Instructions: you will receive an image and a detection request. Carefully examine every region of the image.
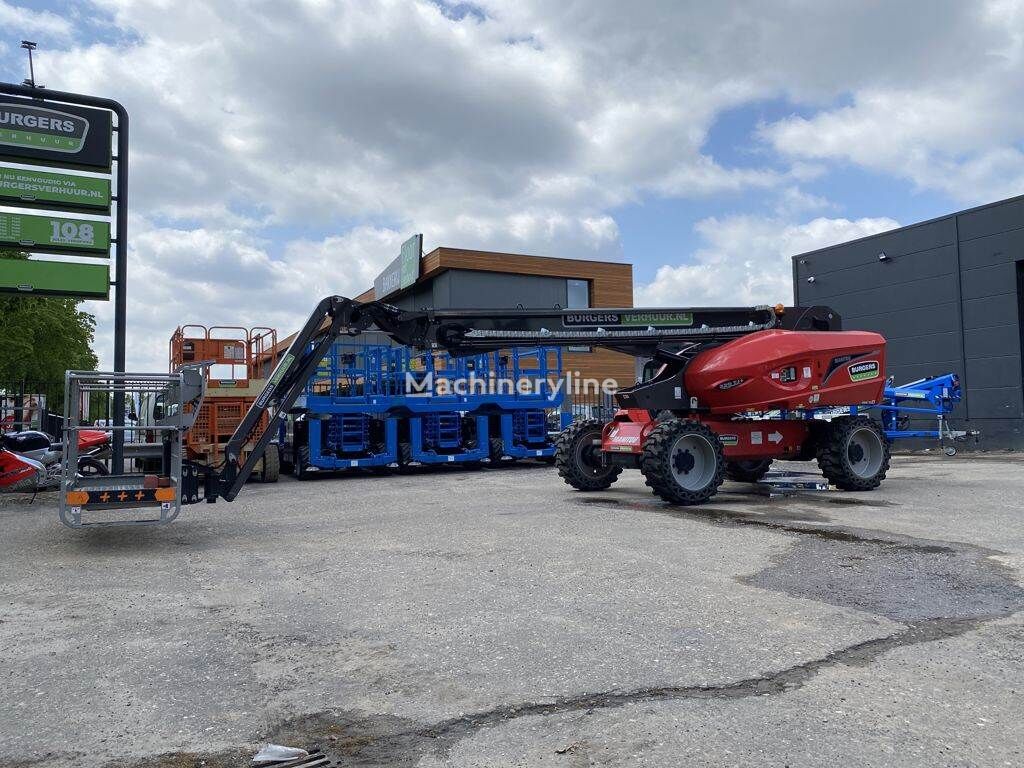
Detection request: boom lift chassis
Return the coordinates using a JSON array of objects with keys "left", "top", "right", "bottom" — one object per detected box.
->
[{"left": 61, "top": 296, "right": 893, "bottom": 526}]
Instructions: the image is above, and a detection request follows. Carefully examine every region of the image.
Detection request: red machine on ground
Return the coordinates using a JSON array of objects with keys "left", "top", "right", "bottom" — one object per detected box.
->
[
  {"left": 561, "top": 325, "right": 887, "bottom": 503},
  {"left": 1, "top": 428, "right": 109, "bottom": 492}
]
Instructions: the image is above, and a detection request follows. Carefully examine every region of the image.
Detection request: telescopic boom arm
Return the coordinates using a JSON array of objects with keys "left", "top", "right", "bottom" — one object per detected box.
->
[{"left": 207, "top": 297, "right": 839, "bottom": 502}]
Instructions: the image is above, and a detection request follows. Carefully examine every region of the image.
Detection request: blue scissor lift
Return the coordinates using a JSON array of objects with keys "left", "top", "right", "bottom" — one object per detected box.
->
[
  {"left": 400, "top": 348, "right": 491, "bottom": 465},
  {"left": 287, "top": 343, "right": 406, "bottom": 476},
  {"left": 286, "top": 341, "right": 570, "bottom": 476},
  {"left": 487, "top": 347, "right": 571, "bottom": 462}
]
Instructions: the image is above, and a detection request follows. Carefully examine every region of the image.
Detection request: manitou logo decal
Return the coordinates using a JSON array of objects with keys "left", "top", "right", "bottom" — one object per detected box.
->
[
  {"left": 607, "top": 428, "right": 639, "bottom": 444},
  {"left": 848, "top": 360, "right": 880, "bottom": 382},
  {"left": 0, "top": 104, "right": 89, "bottom": 154},
  {"left": 563, "top": 311, "right": 694, "bottom": 328}
]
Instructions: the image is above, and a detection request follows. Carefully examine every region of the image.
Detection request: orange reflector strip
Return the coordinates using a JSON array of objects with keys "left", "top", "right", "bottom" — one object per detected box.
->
[
  {"left": 66, "top": 491, "right": 89, "bottom": 505},
  {"left": 154, "top": 487, "right": 176, "bottom": 502}
]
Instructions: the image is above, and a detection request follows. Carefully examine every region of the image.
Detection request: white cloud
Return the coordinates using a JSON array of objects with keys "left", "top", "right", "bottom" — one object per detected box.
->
[
  {"left": 0, "top": 2, "right": 73, "bottom": 39},
  {"left": 635, "top": 215, "right": 898, "bottom": 308},
  {"left": 83, "top": 222, "right": 408, "bottom": 369},
  {"left": 12, "top": 0, "right": 1020, "bottom": 370},
  {"left": 760, "top": 1, "right": 1024, "bottom": 203}
]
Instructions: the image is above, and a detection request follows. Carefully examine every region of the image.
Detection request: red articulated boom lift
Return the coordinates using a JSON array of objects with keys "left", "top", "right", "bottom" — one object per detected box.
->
[{"left": 58, "top": 297, "right": 890, "bottom": 525}]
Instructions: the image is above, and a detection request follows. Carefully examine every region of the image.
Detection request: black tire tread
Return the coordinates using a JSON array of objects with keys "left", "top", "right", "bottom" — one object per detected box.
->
[
  {"left": 816, "top": 415, "right": 890, "bottom": 491},
  {"left": 294, "top": 444, "right": 311, "bottom": 480},
  {"left": 488, "top": 436, "right": 507, "bottom": 465},
  {"left": 554, "top": 419, "right": 621, "bottom": 491},
  {"left": 397, "top": 441, "right": 414, "bottom": 473},
  {"left": 724, "top": 458, "right": 772, "bottom": 483},
  {"left": 640, "top": 419, "right": 725, "bottom": 505},
  {"left": 261, "top": 444, "right": 280, "bottom": 483}
]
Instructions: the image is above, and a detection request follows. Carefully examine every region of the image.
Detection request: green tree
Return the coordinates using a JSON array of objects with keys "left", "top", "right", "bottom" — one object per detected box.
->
[{"left": 0, "top": 249, "right": 99, "bottom": 383}]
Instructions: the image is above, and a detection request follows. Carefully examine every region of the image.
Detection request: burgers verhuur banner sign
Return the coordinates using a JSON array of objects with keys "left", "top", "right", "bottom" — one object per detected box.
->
[
  {"left": 0, "top": 97, "right": 112, "bottom": 171},
  {"left": 0, "top": 166, "right": 111, "bottom": 213}
]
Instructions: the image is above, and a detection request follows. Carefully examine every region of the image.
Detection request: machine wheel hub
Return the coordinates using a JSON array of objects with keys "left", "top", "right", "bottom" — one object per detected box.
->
[{"left": 672, "top": 449, "right": 696, "bottom": 474}]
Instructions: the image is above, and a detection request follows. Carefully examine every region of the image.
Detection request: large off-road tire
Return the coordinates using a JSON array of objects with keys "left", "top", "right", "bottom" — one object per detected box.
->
[
  {"left": 817, "top": 415, "right": 890, "bottom": 491},
  {"left": 641, "top": 419, "right": 725, "bottom": 505},
  {"left": 725, "top": 458, "right": 772, "bottom": 483},
  {"left": 294, "top": 444, "right": 311, "bottom": 481},
  {"left": 260, "top": 443, "right": 280, "bottom": 483},
  {"left": 554, "top": 419, "right": 621, "bottom": 491}
]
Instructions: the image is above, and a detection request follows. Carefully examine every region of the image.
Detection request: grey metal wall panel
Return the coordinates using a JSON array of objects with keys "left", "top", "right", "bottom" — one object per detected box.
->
[
  {"left": 823, "top": 275, "right": 958, "bottom": 316},
  {"left": 886, "top": 361, "right": 964, "bottom": 383},
  {"left": 967, "top": 387, "right": 1024, "bottom": 419},
  {"left": 885, "top": 332, "right": 961, "bottom": 365},
  {"left": 964, "top": 324, "right": 1021, "bottom": 359},
  {"left": 960, "top": 261, "right": 1018, "bottom": 300},
  {"left": 956, "top": 197, "right": 1024, "bottom": 241},
  {"left": 962, "top": 417, "right": 1023, "bottom": 449},
  {"left": 841, "top": 303, "right": 960, "bottom": 338},
  {"left": 957, "top": 227, "right": 1024, "bottom": 270},
  {"left": 794, "top": 219, "right": 955, "bottom": 278},
  {"left": 965, "top": 355, "right": 1022, "bottom": 389},
  {"left": 962, "top": 295, "right": 1019, "bottom": 330},
  {"left": 431, "top": 271, "right": 452, "bottom": 308},
  {"left": 795, "top": 244, "right": 956, "bottom": 290}
]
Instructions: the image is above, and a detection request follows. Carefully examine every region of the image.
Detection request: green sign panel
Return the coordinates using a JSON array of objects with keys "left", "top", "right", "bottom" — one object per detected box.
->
[
  {"left": 0, "top": 212, "right": 110, "bottom": 255},
  {"left": 399, "top": 234, "right": 420, "bottom": 288},
  {"left": 0, "top": 259, "right": 109, "bottom": 299},
  {"left": 0, "top": 166, "right": 111, "bottom": 213},
  {"left": 374, "top": 233, "right": 423, "bottom": 299}
]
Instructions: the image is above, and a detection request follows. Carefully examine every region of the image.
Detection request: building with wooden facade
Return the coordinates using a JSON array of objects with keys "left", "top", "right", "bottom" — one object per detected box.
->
[{"left": 354, "top": 247, "right": 635, "bottom": 391}]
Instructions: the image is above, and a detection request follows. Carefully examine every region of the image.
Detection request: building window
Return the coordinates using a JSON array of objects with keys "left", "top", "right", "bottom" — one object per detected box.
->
[
  {"left": 567, "top": 279, "right": 591, "bottom": 352},
  {"left": 567, "top": 279, "right": 589, "bottom": 309}
]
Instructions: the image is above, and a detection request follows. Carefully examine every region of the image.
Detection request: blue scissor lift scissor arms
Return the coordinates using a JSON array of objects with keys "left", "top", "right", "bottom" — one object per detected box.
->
[{"left": 203, "top": 298, "right": 838, "bottom": 502}]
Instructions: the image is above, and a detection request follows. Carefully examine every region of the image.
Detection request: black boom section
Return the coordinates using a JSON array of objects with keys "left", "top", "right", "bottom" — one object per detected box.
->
[
  {"left": 368, "top": 304, "right": 785, "bottom": 356},
  {"left": 216, "top": 296, "right": 370, "bottom": 501},
  {"left": 203, "top": 297, "right": 839, "bottom": 502}
]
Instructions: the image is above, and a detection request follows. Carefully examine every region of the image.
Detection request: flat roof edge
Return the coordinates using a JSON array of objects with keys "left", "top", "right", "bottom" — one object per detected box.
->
[{"left": 790, "top": 191, "right": 1024, "bottom": 261}]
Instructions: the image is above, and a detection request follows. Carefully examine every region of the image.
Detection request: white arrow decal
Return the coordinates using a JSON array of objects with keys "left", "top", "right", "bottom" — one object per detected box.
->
[{"left": 769, "top": 431, "right": 783, "bottom": 444}]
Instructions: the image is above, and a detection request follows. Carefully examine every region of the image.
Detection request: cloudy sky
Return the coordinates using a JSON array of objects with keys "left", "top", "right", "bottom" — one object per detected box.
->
[{"left": 2, "top": 0, "right": 1023, "bottom": 371}]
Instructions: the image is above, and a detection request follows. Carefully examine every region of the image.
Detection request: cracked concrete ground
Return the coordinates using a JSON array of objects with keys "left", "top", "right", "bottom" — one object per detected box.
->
[{"left": 1, "top": 454, "right": 1022, "bottom": 767}]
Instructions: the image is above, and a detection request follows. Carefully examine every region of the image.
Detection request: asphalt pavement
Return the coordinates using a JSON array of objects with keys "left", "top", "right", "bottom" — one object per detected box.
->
[{"left": 1, "top": 454, "right": 1022, "bottom": 767}]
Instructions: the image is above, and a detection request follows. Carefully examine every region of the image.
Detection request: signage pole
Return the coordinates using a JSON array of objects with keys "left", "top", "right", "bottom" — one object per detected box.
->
[{"left": 0, "top": 82, "right": 128, "bottom": 468}]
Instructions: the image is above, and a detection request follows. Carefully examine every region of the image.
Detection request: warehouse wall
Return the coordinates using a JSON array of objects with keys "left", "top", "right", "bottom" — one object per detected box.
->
[{"left": 793, "top": 195, "right": 1024, "bottom": 449}]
